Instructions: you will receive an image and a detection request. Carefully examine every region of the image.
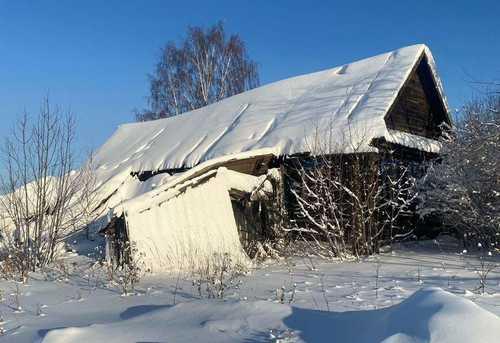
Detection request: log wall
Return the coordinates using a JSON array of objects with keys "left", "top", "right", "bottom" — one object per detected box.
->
[{"left": 386, "top": 56, "right": 449, "bottom": 139}]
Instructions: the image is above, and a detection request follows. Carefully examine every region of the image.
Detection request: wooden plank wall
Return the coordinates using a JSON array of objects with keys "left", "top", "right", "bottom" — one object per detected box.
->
[{"left": 386, "top": 57, "right": 449, "bottom": 139}]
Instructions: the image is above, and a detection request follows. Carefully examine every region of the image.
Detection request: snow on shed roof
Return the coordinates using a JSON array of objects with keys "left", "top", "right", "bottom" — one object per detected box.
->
[
  {"left": 112, "top": 148, "right": 278, "bottom": 216},
  {"left": 94, "top": 44, "right": 447, "bottom": 178}
]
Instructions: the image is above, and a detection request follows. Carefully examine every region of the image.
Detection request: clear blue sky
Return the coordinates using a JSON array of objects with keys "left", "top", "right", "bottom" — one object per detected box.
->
[{"left": 1, "top": 0, "right": 499, "bottom": 153}]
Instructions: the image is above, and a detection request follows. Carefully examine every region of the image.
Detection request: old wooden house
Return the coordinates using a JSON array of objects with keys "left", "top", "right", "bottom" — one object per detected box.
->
[{"left": 94, "top": 44, "right": 450, "bottom": 271}]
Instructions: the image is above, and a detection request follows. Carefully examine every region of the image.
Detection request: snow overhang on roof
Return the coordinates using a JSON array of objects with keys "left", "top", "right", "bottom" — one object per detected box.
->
[
  {"left": 94, "top": 44, "right": 448, "bottom": 182},
  {"left": 110, "top": 148, "right": 278, "bottom": 217}
]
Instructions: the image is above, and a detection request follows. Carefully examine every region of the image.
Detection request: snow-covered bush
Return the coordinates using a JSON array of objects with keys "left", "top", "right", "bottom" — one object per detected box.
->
[
  {"left": 418, "top": 94, "right": 499, "bottom": 249},
  {"left": 287, "top": 151, "right": 416, "bottom": 259}
]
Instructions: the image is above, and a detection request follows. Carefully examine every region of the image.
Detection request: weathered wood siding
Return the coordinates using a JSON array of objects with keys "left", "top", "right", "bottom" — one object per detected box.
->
[
  {"left": 135, "top": 154, "right": 275, "bottom": 182},
  {"left": 222, "top": 155, "right": 274, "bottom": 175},
  {"left": 386, "top": 57, "right": 449, "bottom": 139}
]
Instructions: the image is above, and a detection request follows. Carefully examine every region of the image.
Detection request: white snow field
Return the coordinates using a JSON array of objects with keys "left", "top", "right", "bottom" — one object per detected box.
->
[{"left": 1, "top": 237, "right": 499, "bottom": 342}]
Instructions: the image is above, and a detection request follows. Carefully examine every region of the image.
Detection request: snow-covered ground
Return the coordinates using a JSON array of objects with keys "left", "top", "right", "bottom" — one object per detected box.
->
[{"left": 1, "top": 237, "right": 499, "bottom": 342}]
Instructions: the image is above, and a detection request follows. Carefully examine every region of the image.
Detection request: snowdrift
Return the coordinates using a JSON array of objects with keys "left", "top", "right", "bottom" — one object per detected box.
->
[{"left": 40, "top": 288, "right": 500, "bottom": 343}]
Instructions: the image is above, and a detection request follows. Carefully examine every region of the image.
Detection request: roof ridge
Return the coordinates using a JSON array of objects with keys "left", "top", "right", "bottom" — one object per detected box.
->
[{"left": 117, "top": 44, "right": 429, "bottom": 130}]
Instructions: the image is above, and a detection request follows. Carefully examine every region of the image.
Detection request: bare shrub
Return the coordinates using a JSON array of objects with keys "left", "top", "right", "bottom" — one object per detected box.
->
[
  {"left": 276, "top": 286, "right": 285, "bottom": 304},
  {"left": 83, "top": 261, "right": 101, "bottom": 293},
  {"left": 374, "top": 260, "right": 381, "bottom": 303},
  {"left": 10, "top": 283, "right": 22, "bottom": 312},
  {"left": 466, "top": 246, "right": 499, "bottom": 295},
  {"left": 192, "top": 252, "right": 245, "bottom": 299},
  {"left": 474, "top": 257, "right": 497, "bottom": 295},
  {"left": 54, "top": 259, "right": 73, "bottom": 282},
  {"left": 0, "top": 247, "right": 29, "bottom": 282},
  {"left": 0, "top": 98, "right": 100, "bottom": 278},
  {"left": 113, "top": 242, "right": 146, "bottom": 296}
]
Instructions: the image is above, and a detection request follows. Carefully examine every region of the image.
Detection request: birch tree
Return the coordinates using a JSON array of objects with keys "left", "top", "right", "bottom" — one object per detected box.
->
[{"left": 137, "top": 21, "right": 259, "bottom": 121}]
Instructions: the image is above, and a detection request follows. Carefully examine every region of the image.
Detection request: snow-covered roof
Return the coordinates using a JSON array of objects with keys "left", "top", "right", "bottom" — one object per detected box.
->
[
  {"left": 112, "top": 148, "right": 278, "bottom": 216},
  {"left": 94, "top": 44, "right": 447, "bottom": 180}
]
